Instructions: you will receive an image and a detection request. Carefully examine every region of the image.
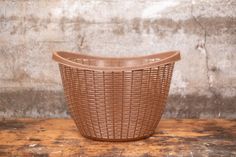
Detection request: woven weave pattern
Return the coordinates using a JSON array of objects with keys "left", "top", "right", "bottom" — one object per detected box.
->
[{"left": 59, "top": 62, "right": 174, "bottom": 141}]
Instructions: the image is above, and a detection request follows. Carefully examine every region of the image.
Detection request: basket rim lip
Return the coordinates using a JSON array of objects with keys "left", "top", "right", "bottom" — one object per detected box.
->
[{"left": 52, "top": 50, "right": 181, "bottom": 71}]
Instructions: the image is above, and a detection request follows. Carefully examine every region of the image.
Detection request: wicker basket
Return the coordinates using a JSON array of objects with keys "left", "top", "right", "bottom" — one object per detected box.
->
[{"left": 53, "top": 51, "right": 180, "bottom": 141}]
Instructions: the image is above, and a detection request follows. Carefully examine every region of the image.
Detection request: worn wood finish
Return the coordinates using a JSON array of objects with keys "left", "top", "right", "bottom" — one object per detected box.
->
[{"left": 0, "top": 119, "right": 235, "bottom": 157}]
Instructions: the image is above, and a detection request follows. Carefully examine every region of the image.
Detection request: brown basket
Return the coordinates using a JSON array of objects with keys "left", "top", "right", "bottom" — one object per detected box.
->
[{"left": 53, "top": 51, "right": 180, "bottom": 141}]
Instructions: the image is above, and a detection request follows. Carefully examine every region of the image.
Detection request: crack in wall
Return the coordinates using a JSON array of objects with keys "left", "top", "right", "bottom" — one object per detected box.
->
[
  {"left": 191, "top": 1, "right": 211, "bottom": 90},
  {"left": 79, "top": 35, "right": 85, "bottom": 48},
  {"left": 191, "top": 1, "right": 222, "bottom": 118}
]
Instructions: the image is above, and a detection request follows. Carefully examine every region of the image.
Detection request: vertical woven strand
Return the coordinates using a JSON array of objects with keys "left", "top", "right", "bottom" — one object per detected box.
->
[
  {"left": 138, "top": 68, "right": 151, "bottom": 137},
  {"left": 93, "top": 71, "right": 102, "bottom": 138},
  {"left": 78, "top": 69, "right": 92, "bottom": 137},
  {"left": 112, "top": 72, "right": 115, "bottom": 139},
  {"left": 161, "top": 65, "right": 169, "bottom": 110},
  {"left": 157, "top": 64, "right": 170, "bottom": 121},
  {"left": 145, "top": 68, "right": 158, "bottom": 134},
  {"left": 151, "top": 67, "right": 161, "bottom": 130},
  {"left": 126, "top": 71, "right": 133, "bottom": 138},
  {"left": 94, "top": 71, "right": 106, "bottom": 138},
  {"left": 133, "top": 70, "right": 143, "bottom": 138},
  {"left": 71, "top": 68, "right": 87, "bottom": 136},
  {"left": 112, "top": 72, "right": 123, "bottom": 139},
  {"left": 84, "top": 70, "right": 97, "bottom": 137},
  {"left": 159, "top": 63, "right": 174, "bottom": 116},
  {"left": 120, "top": 71, "right": 124, "bottom": 139},
  {"left": 103, "top": 71, "right": 109, "bottom": 139},
  {"left": 145, "top": 68, "right": 155, "bottom": 136},
  {"left": 158, "top": 65, "right": 166, "bottom": 119}
]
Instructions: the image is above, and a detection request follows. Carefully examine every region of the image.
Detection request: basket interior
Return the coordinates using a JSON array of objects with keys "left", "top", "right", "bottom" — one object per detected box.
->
[{"left": 68, "top": 57, "right": 161, "bottom": 68}]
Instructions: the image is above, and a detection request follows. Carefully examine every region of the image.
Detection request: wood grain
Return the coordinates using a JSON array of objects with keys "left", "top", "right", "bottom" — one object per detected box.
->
[{"left": 0, "top": 119, "right": 235, "bottom": 157}]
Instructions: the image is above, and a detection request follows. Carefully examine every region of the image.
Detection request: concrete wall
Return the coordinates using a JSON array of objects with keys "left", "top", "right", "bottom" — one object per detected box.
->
[{"left": 0, "top": 0, "right": 235, "bottom": 118}]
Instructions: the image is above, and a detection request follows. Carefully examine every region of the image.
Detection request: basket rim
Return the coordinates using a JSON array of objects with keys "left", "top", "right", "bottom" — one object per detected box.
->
[{"left": 52, "top": 50, "right": 181, "bottom": 71}]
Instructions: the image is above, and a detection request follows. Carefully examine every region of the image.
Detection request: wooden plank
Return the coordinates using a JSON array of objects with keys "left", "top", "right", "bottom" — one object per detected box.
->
[{"left": 0, "top": 119, "right": 235, "bottom": 156}]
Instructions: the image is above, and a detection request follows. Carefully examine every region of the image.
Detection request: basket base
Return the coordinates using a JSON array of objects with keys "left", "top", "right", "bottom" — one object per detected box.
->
[{"left": 81, "top": 133, "right": 155, "bottom": 142}]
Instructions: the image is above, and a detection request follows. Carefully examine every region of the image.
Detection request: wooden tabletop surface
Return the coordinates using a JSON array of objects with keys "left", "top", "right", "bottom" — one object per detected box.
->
[{"left": 0, "top": 119, "right": 235, "bottom": 157}]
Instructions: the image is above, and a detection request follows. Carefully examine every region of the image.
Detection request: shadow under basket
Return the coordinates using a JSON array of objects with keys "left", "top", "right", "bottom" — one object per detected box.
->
[{"left": 52, "top": 51, "right": 181, "bottom": 142}]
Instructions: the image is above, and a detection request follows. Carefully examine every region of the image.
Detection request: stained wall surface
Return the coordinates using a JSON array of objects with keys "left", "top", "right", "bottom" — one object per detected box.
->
[{"left": 0, "top": 0, "right": 235, "bottom": 118}]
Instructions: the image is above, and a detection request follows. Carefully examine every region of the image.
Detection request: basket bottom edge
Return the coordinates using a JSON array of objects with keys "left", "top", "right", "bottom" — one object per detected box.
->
[{"left": 80, "top": 133, "right": 155, "bottom": 142}]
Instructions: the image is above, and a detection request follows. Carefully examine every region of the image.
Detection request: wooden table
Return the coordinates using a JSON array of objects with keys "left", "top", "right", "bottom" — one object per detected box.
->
[{"left": 0, "top": 119, "right": 235, "bottom": 157}]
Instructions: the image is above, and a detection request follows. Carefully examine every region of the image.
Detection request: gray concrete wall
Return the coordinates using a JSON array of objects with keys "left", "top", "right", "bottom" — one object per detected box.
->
[{"left": 0, "top": 0, "right": 235, "bottom": 118}]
